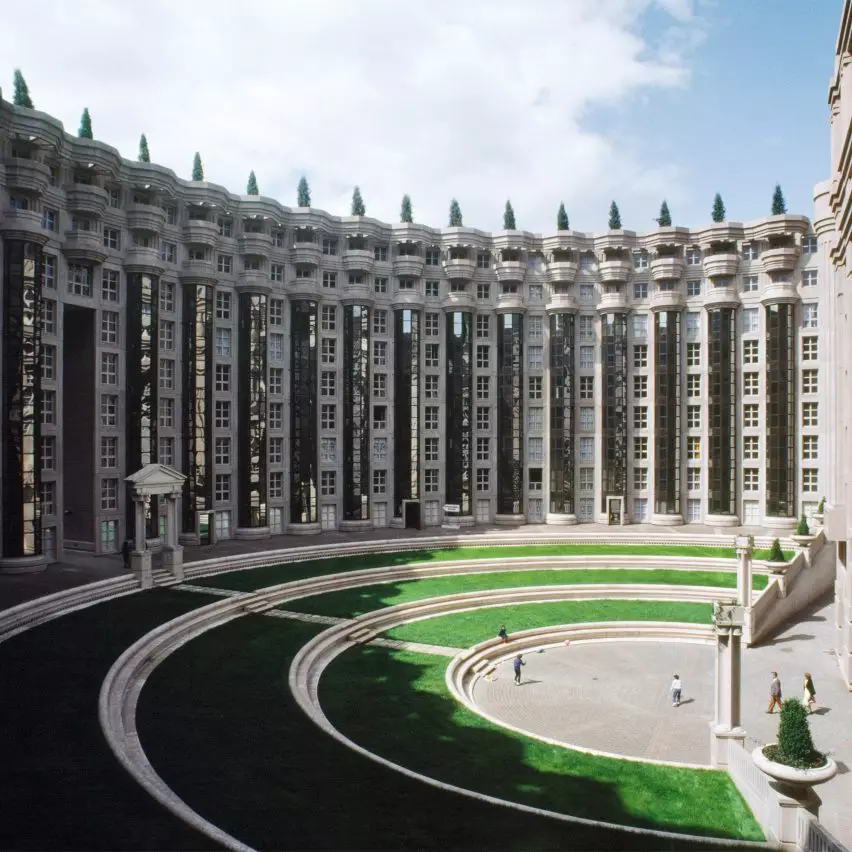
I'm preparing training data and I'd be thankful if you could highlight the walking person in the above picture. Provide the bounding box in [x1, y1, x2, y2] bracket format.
[803, 672, 817, 714]
[670, 673, 682, 707]
[767, 671, 783, 713]
[513, 654, 525, 685]
[498, 625, 508, 644]
[121, 538, 132, 571]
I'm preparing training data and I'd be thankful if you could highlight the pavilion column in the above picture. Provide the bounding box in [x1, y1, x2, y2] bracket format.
[710, 603, 745, 767]
[130, 496, 153, 589]
[162, 492, 184, 581]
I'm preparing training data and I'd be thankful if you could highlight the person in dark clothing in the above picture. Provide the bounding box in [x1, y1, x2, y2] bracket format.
[498, 625, 508, 643]
[513, 654, 525, 685]
[121, 539, 132, 570]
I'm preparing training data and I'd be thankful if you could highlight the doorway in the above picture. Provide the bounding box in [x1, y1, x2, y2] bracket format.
[606, 496, 625, 526]
[403, 500, 421, 529]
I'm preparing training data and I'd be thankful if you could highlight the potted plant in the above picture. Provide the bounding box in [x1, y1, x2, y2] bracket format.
[790, 515, 816, 547]
[764, 538, 789, 574]
[753, 698, 837, 790]
[812, 497, 825, 527]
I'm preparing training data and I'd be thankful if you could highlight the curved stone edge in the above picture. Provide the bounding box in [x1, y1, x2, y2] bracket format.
[446, 623, 716, 770]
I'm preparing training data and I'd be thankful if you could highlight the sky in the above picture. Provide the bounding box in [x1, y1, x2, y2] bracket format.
[3, 0, 843, 234]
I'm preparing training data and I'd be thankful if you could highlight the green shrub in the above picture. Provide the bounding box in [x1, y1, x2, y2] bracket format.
[764, 698, 824, 769]
[767, 538, 786, 562]
[795, 515, 810, 536]
[817, 496, 825, 514]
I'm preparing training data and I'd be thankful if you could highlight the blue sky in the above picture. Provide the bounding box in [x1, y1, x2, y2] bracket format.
[4, 0, 843, 233]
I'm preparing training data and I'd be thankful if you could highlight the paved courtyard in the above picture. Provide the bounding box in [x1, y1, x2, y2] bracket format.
[474, 593, 852, 847]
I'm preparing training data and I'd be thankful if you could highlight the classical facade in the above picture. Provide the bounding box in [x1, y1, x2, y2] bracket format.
[821, 0, 852, 689]
[0, 98, 826, 569]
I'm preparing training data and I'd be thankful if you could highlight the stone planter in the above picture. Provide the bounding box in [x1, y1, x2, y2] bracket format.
[764, 560, 789, 575]
[811, 513, 824, 527]
[790, 534, 816, 548]
[752, 745, 837, 789]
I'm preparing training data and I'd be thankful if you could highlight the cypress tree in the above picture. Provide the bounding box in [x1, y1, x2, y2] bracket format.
[297, 175, 311, 207]
[192, 152, 204, 181]
[13, 69, 34, 108]
[771, 184, 787, 215]
[449, 199, 463, 227]
[608, 200, 622, 230]
[657, 200, 672, 227]
[351, 186, 366, 216]
[503, 200, 516, 230]
[557, 202, 569, 231]
[247, 170, 259, 195]
[79, 108, 93, 139]
[138, 134, 150, 163]
[712, 193, 726, 223]
[400, 194, 413, 223]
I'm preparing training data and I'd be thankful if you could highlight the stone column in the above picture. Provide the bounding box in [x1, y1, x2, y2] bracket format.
[162, 493, 184, 581]
[735, 534, 755, 644]
[710, 603, 746, 766]
[130, 496, 153, 589]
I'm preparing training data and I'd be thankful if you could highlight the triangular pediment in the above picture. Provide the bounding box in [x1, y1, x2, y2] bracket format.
[125, 463, 187, 495]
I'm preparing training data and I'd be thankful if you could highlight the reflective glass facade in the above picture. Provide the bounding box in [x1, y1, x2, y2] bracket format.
[290, 300, 318, 524]
[182, 284, 213, 531]
[394, 309, 420, 516]
[549, 312, 575, 514]
[238, 293, 268, 528]
[654, 311, 681, 515]
[601, 312, 628, 511]
[126, 273, 158, 538]
[343, 304, 371, 520]
[497, 313, 523, 514]
[2, 240, 43, 558]
[707, 307, 737, 516]
[765, 302, 796, 517]
[445, 311, 473, 515]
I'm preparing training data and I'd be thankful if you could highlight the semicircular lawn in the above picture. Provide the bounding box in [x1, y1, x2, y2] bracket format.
[284, 568, 767, 619]
[380, 600, 713, 647]
[320, 642, 763, 842]
[191, 542, 763, 593]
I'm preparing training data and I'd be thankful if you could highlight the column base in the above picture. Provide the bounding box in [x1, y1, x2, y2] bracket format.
[650, 513, 684, 526]
[0, 554, 48, 574]
[709, 723, 745, 767]
[131, 551, 153, 590]
[546, 513, 578, 525]
[704, 514, 739, 527]
[286, 522, 321, 535]
[340, 519, 373, 532]
[145, 537, 164, 553]
[234, 526, 270, 540]
[163, 545, 185, 581]
[178, 532, 199, 546]
[494, 514, 525, 526]
[764, 516, 797, 532]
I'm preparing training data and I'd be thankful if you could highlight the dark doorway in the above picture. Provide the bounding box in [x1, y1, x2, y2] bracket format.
[404, 500, 421, 530]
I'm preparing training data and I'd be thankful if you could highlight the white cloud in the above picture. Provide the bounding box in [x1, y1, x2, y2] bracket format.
[5, 0, 701, 232]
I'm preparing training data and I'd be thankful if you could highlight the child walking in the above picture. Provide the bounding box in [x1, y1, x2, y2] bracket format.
[670, 674, 682, 707]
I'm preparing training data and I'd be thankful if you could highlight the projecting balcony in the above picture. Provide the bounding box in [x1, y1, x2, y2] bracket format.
[237, 270, 271, 292]
[702, 284, 740, 309]
[239, 232, 272, 259]
[288, 277, 319, 300]
[650, 289, 685, 312]
[598, 259, 632, 283]
[4, 159, 50, 195]
[65, 184, 108, 217]
[342, 278, 373, 305]
[62, 230, 108, 264]
[126, 203, 166, 233]
[546, 261, 578, 284]
[760, 281, 799, 305]
[545, 292, 578, 313]
[596, 291, 629, 312]
[182, 220, 219, 247]
[291, 241, 321, 266]
[124, 246, 165, 273]
[495, 260, 526, 283]
[343, 249, 374, 273]
[443, 257, 476, 279]
[179, 259, 216, 280]
[496, 292, 525, 313]
[441, 289, 475, 312]
[393, 256, 424, 277]
[392, 289, 425, 310]
[761, 247, 799, 273]
[702, 253, 739, 278]
[1, 208, 48, 242]
[650, 256, 684, 282]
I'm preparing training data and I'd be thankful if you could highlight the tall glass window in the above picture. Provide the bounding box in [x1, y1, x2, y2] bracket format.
[343, 304, 370, 520]
[765, 302, 795, 517]
[601, 312, 628, 511]
[290, 300, 318, 524]
[707, 307, 737, 516]
[654, 311, 681, 515]
[549, 312, 575, 514]
[497, 313, 523, 514]
[446, 311, 473, 515]
[394, 309, 421, 516]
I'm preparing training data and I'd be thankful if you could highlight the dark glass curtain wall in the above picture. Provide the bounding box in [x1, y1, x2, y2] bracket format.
[394, 309, 421, 516]
[765, 302, 795, 517]
[497, 313, 523, 514]
[601, 312, 628, 512]
[290, 300, 318, 524]
[654, 310, 681, 515]
[549, 312, 575, 515]
[2, 239, 43, 558]
[343, 304, 370, 521]
[126, 272, 159, 539]
[238, 292, 268, 529]
[707, 307, 737, 516]
[182, 283, 213, 531]
[445, 311, 473, 515]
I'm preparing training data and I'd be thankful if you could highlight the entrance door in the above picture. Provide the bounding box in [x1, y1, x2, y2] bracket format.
[320, 504, 337, 530]
[607, 498, 622, 526]
[743, 501, 760, 526]
[198, 512, 213, 545]
[528, 498, 543, 523]
[404, 500, 421, 529]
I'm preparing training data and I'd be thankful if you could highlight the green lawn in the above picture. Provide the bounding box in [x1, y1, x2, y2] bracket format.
[286, 568, 767, 619]
[383, 600, 713, 647]
[195, 543, 744, 592]
[322, 645, 764, 842]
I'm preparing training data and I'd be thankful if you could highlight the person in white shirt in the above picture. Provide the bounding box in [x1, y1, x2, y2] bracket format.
[671, 674, 682, 707]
